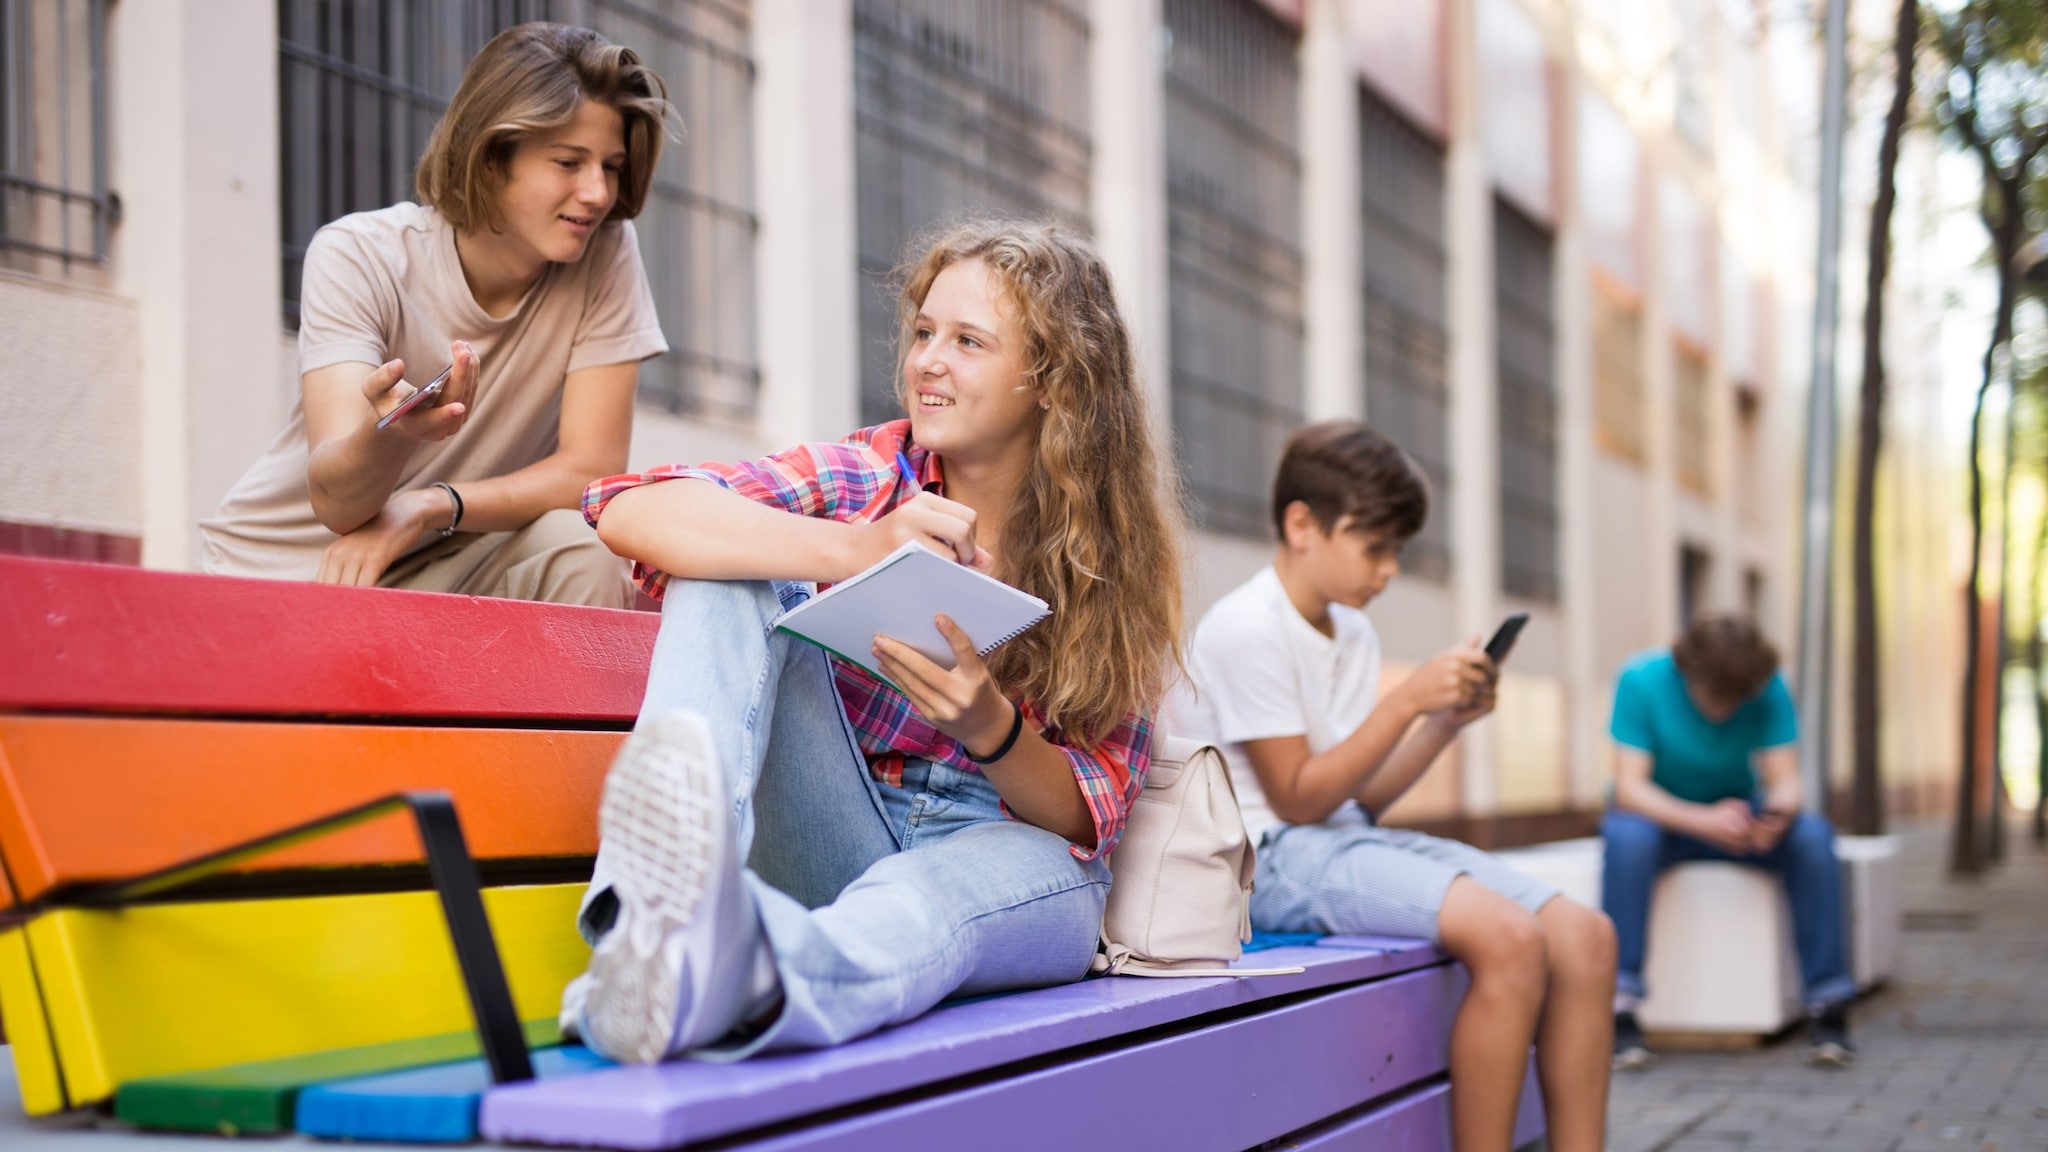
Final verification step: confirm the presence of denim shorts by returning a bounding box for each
[1252,806,1560,945]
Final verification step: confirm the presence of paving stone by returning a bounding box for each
[1607,822,2048,1151]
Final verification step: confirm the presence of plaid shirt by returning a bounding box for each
[582,420,1151,860]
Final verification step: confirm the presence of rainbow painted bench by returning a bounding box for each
[0,555,1541,1150]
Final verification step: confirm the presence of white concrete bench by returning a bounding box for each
[1493,832,1900,1036]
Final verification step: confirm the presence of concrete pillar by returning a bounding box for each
[1300,0,1364,424]
[751,0,861,447]
[1090,0,1171,430]
[1443,0,1500,815]
[1551,67,1603,809]
[114,0,282,569]
[1640,173,1681,643]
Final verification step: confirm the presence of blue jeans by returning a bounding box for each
[580,578,1109,1056]
[1600,806,1856,1011]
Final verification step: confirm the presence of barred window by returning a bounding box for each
[1360,86,1449,580]
[1679,542,1710,628]
[279,0,759,419]
[1493,196,1557,602]
[1674,342,1711,497]
[1591,274,1645,462]
[1,0,112,271]
[1165,0,1303,538]
[1734,384,1762,528]
[853,0,1091,426]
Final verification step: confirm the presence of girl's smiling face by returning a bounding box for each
[494,98,626,265]
[902,258,1043,465]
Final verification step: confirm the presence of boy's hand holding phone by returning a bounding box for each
[366,340,478,440]
[1397,643,1496,721]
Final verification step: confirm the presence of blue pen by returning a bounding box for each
[894,450,921,493]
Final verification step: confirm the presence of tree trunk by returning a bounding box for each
[1851,0,1917,837]
[1954,185,2021,876]
[2033,452,2046,844]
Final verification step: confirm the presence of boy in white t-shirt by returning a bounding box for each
[1168,421,1615,1152]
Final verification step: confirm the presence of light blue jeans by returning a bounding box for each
[579,578,1109,1057]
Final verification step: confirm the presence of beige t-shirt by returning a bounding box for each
[200,202,667,579]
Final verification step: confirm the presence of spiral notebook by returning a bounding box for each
[772,541,1050,678]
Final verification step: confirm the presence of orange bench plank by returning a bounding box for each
[0,716,621,905]
[0,556,657,722]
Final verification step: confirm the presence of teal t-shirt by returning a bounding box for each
[1608,649,1798,804]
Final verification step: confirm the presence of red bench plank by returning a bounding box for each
[0,716,619,905]
[0,556,656,722]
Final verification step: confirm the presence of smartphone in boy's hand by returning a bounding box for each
[374,363,455,431]
[1483,611,1531,666]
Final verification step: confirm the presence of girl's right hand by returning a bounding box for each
[854,492,995,572]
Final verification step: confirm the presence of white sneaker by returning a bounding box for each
[577,710,765,1064]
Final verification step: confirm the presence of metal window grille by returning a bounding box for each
[1360,86,1449,580]
[1675,344,1711,496]
[0,0,111,268]
[1493,196,1557,602]
[1164,0,1303,538]
[852,0,1091,426]
[1678,542,1710,628]
[1591,278,1646,461]
[279,0,759,419]
[1734,384,1761,528]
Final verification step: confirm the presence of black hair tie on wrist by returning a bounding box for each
[968,700,1026,765]
[430,481,464,538]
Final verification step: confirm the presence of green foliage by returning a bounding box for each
[1927,0,2048,226]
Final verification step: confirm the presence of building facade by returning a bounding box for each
[0,0,1963,836]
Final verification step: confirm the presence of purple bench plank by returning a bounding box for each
[1291,1060,1546,1151]
[1292,1081,1453,1151]
[666,967,1464,1152]
[482,941,1445,1149]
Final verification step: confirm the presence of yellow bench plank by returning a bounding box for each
[23,883,588,1111]
[0,926,65,1114]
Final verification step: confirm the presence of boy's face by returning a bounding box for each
[496,98,626,266]
[1283,503,1404,610]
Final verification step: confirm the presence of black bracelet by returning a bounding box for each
[967,700,1025,765]
[430,481,464,537]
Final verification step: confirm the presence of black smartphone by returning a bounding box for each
[1483,611,1531,665]
[374,364,454,431]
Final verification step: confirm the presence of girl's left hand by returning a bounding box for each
[872,615,1016,757]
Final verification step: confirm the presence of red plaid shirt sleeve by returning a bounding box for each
[582,438,897,599]
[1039,705,1153,860]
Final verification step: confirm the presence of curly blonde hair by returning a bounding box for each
[893,219,1185,748]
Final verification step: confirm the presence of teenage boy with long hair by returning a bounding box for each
[203,24,672,606]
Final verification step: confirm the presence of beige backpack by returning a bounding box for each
[1093,734,1303,977]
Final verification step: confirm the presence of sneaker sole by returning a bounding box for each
[1804,1042,1854,1068]
[583,712,723,1065]
[1613,1046,1656,1071]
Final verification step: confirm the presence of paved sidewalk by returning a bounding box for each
[1607,819,2048,1152]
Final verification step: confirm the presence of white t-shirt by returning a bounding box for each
[1163,566,1382,843]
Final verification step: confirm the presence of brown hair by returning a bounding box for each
[416,23,674,233]
[1673,615,1781,702]
[893,219,1184,748]
[1271,420,1430,541]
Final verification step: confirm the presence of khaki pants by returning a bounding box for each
[379,507,635,609]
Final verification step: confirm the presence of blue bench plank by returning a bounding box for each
[481,942,1447,1150]
[296,1046,611,1144]
[656,967,1462,1152]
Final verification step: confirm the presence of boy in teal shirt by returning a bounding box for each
[1602,617,1856,1069]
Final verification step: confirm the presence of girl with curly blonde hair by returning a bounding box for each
[567,218,1183,1062]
